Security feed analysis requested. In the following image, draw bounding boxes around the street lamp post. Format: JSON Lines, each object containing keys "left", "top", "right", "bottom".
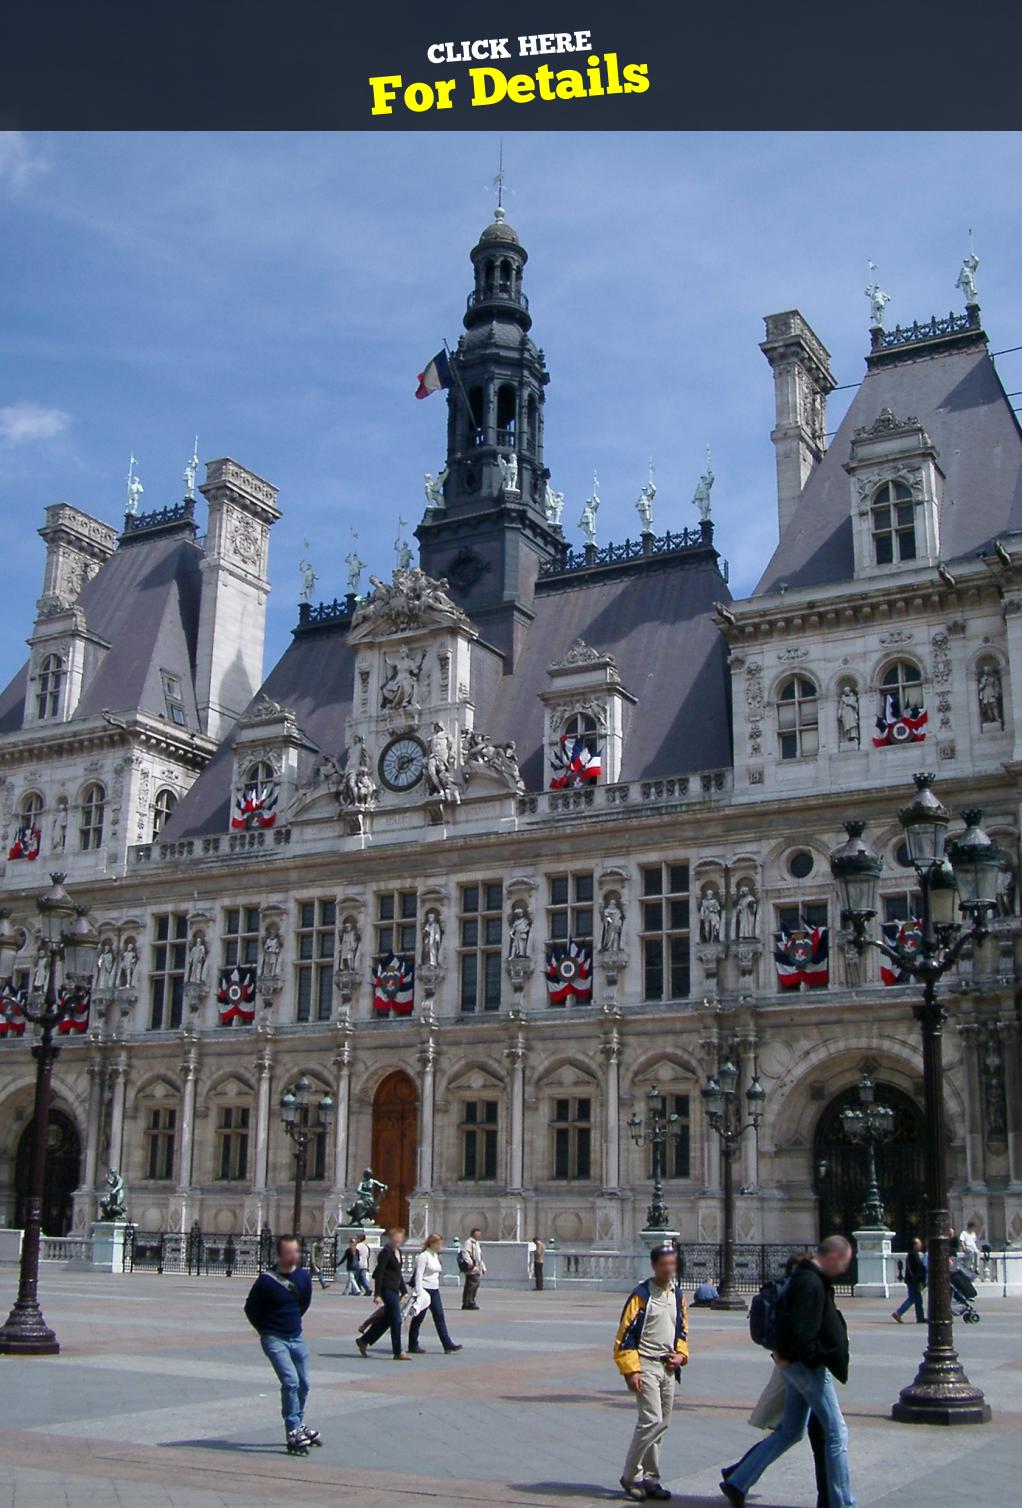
{"left": 830, "top": 775, "right": 997, "bottom": 1425}
{"left": 0, "top": 875, "right": 98, "bottom": 1355}
{"left": 840, "top": 1074, "right": 896, "bottom": 1228}
{"left": 627, "top": 1083, "right": 684, "bottom": 1234}
{"left": 279, "top": 1074, "right": 334, "bottom": 1238}
{"left": 701, "top": 1053, "right": 765, "bottom": 1310}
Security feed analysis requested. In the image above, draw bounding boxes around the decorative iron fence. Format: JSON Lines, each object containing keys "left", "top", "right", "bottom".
{"left": 124, "top": 1226, "right": 279, "bottom": 1276}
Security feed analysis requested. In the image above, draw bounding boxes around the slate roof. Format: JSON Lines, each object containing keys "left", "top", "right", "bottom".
{"left": 756, "top": 337, "right": 1022, "bottom": 595}
{"left": 0, "top": 527, "right": 203, "bottom": 735}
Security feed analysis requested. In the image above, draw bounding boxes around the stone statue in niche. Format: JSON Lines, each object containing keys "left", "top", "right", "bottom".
{"left": 837, "top": 685, "right": 861, "bottom": 746}
{"left": 380, "top": 645, "right": 425, "bottom": 711}
{"left": 425, "top": 722, "right": 460, "bottom": 804}
{"left": 338, "top": 916, "right": 361, "bottom": 971}
{"left": 117, "top": 938, "right": 139, "bottom": 990}
{"left": 698, "top": 886, "right": 722, "bottom": 943}
{"left": 93, "top": 938, "right": 117, "bottom": 992}
{"left": 978, "top": 663, "right": 1004, "bottom": 728}
{"left": 507, "top": 904, "right": 532, "bottom": 959}
{"left": 600, "top": 894, "right": 625, "bottom": 952}
{"left": 52, "top": 797, "right": 68, "bottom": 852}
{"left": 734, "top": 881, "right": 759, "bottom": 941}
{"left": 186, "top": 930, "right": 208, "bottom": 985}
{"left": 338, "top": 735, "right": 378, "bottom": 812}
{"left": 996, "top": 857, "right": 1016, "bottom": 918}
{"left": 420, "top": 909, "right": 443, "bottom": 968}
{"left": 261, "top": 925, "right": 282, "bottom": 978}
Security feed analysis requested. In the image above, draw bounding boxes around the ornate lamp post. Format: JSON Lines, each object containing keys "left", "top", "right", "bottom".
{"left": 0, "top": 875, "right": 98, "bottom": 1355}
{"left": 627, "top": 1083, "right": 684, "bottom": 1234}
{"left": 701, "top": 1053, "right": 765, "bottom": 1310}
{"left": 840, "top": 1074, "right": 896, "bottom": 1228}
{"left": 279, "top": 1074, "right": 334, "bottom": 1238}
{"left": 831, "top": 775, "right": 998, "bottom": 1425}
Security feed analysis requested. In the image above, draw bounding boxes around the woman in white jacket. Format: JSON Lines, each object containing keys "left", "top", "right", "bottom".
{"left": 408, "top": 1234, "right": 463, "bottom": 1355}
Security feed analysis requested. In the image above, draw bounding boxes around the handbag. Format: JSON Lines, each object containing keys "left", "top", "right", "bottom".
{"left": 457, "top": 1251, "right": 473, "bottom": 1273}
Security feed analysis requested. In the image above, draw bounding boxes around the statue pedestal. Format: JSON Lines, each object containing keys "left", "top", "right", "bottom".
{"left": 638, "top": 1228, "right": 679, "bottom": 1276}
{"left": 334, "top": 1223, "right": 384, "bottom": 1264}
{"left": 91, "top": 1220, "right": 132, "bottom": 1273}
{"left": 852, "top": 1226, "right": 895, "bottom": 1297}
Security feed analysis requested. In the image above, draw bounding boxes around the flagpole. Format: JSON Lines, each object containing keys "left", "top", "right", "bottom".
{"left": 443, "top": 338, "right": 480, "bottom": 440}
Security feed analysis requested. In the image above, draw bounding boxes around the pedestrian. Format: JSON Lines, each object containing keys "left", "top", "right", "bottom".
{"left": 356, "top": 1226, "right": 411, "bottom": 1361}
{"left": 353, "top": 1232, "right": 373, "bottom": 1295}
{"left": 959, "top": 1221, "right": 981, "bottom": 1276}
{"left": 460, "top": 1226, "right": 486, "bottom": 1310}
{"left": 408, "top": 1233, "right": 463, "bottom": 1354}
{"left": 725, "top": 1252, "right": 830, "bottom": 1508}
{"left": 720, "top": 1234, "right": 856, "bottom": 1508}
{"left": 892, "top": 1237, "right": 926, "bottom": 1324}
{"left": 243, "top": 1232, "right": 320, "bottom": 1456}
{"left": 532, "top": 1235, "right": 546, "bottom": 1292}
{"left": 614, "top": 1241, "right": 689, "bottom": 1502}
{"left": 340, "top": 1237, "right": 360, "bottom": 1295}
{"left": 692, "top": 1276, "right": 720, "bottom": 1306}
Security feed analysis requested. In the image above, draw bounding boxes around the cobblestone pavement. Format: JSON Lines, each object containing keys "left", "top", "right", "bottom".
{"left": 0, "top": 1270, "right": 1019, "bottom": 1507}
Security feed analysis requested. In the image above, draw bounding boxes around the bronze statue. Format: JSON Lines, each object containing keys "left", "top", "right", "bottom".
{"left": 346, "top": 1168, "right": 387, "bottom": 1225}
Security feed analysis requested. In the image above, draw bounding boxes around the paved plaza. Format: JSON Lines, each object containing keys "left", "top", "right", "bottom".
{"left": 0, "top": 1269, "right": 1019, "bottom": 1507}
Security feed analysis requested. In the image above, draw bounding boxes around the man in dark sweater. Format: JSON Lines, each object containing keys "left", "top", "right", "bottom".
{"left": 356, "top": 1227, "right": 410, "bottom": 1361}
{"left": 244, "top": 1234, "right": 318, "bottom": 1454}
{"left": 721, "top": 1235, "right": 855, "bottom": 1508}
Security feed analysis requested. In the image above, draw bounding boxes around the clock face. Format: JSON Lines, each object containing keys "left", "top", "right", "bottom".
{"left": 379, "top": 735, "right": 426, "bottom": 792}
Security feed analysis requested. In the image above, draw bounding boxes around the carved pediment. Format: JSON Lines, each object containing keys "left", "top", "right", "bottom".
{"left": 349, "top": 567, "right": 472, "bottom": 642}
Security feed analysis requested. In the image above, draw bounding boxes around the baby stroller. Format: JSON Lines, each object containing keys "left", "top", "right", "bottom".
{"left": 950, "top": 1264, "right": 980, "bottom": 1323}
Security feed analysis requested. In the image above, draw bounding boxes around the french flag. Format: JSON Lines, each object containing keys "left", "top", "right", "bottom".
{"left": 415, "top": 349, "right": 452, "bottom": 400}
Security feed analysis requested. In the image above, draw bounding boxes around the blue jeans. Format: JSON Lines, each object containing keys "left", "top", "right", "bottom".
{"left": 409, "top": 1288, "right": 455, "bottom": 1351}
{"left": 728, "top": 1363, "right": 855, "bottom": 1508}
{"left": 260, "top": 1333, "right": 310, "bottom": 1432}
{"left": 363, "top": 1287, "right": 405, "bottom": 1356}
{"left": 895, "top": 1281, "right": 925, "bottom": 1322}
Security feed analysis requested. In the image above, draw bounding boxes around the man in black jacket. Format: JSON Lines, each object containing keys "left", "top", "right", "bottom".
{"left": 356, "top": 1227, "right": 410, "bottom": 1360}
{"left": 721, "top": 1235, "right": 855, "bottom": 1508}
{"left": 244, "top": 1233, "right": 318, "bottom": 1454}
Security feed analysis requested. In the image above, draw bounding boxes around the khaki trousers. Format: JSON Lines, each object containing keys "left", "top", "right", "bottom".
{"left": 622, "top": 1362, "right": 676, "bottom": 1485}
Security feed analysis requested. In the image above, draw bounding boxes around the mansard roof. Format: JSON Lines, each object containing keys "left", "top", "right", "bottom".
{"left": 756, "top": 332, "right": 1022, "bottom": 595}
{"left": 0, "top": 528, "right": 202, "bottom": 734}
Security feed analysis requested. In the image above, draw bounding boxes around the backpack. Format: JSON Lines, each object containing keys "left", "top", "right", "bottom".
{"left": 749, "top": 1275, "right": 789, "bottom": 1350}
{"left": 457, "top": 1251, "right": 473, "bottom": 1273}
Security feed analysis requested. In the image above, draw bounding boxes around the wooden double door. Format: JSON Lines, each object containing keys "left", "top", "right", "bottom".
{"left": 370, "top": 1070, "right": 418, "bottom": 1230}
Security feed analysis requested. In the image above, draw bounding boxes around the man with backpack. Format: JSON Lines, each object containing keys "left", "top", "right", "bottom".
{"left": 613, "top": 1242, "right": 689, "bottom": 1501}
{"left": 721, "top": 1235, "right": 855, "bottom": 1508}
{"left": 244, "top": 1233, "right": 320, "bottom": 1456}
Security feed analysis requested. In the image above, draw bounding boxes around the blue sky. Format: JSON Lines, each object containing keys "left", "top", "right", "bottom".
{"left": 2, "top": 130, "right": 1021, "bottom": 680}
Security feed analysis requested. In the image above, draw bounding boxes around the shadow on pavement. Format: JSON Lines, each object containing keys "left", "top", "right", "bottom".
{"left": 162, "top": 1438, "right": 286, "bottom": 1454}
{"left": 511, "top": 1489, "right": 729, "bottom": 1506}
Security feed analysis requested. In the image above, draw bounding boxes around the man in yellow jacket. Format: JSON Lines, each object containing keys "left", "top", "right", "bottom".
{"left": 613, "top": 1243, "right": 689, "bottom": 1501}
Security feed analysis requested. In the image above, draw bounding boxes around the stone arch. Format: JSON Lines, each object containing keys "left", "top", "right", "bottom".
{"left": 130, "top": 1071, "right": 181, "bottom": 1108}
{"left": 203, "top": 1066, "right": 256, "bottom": 1100}
{"left": 532, "top": 1055, "right": 600, "bottom": 1093}
{"left": 354, "top": 1054, "right": 420, "bottom": 1107}
{"left": 441, "top": 1057, "right": 507, "bottom": 1100}
{"left": 626, "top": 1047, "right": 704, "bottom": 1090}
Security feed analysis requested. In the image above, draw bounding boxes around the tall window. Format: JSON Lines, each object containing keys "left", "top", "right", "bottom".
{"left": 880, "top": 660, "right": 924, "bottom": 715}
{"left": 222, "top": 906, "right": 261, "bottom": 967}
{"left": 460, "top": 1100, "right": 498, "bottom": 1181}
{"left": 36, "top": 654, "right": 63, "bottom": 720}
{"left": 151, "top": 788, "right": 177, "bottom": 840}
{"left": 547, "top": 872, "right": 594, "bottom": 946}
{"left": 776, "top": 902, "right": 829, "bottom": 990}
{"left": 79, "top": 783, "right": 106, "bottom": 850}
{"left": 19, "top": 791, "right": 44, "bottom": 829}
{"left": 552, "top": 1096, "right": 592, "bottom": 1181}
{"left": 777, "top": 676, "right": 819, "bottom": 760}
{"left": 161, "top": 670, "right": 187, "bottom": 727}
{"left": 296, "top": 898, "right": 335, "bottom": 1023}
{"left": 562, "top": 712, "right": 600, "bottom": 757}
{"left": 216, "top": 1105, "right": 250, "bottom": 1180}
{"left": 375, "top": 889, "right": 417, "bottom": 955}
{"left": 149, "top": 913, "right": 188, "bottom": 1030}
{"left": 872, "top": 481, "right": 916, "bottom": 564}
{"left": 496, "top": 383, "right": 517, "bottom": 446}
{"left": 459, "top": 882, "right": 503, "bottom": 1013}
{"left": 144, "top": 1106, "right": 176, "bottom": 1180}
{"left": 308, "top": 1120, "right": 328, "bottom": 1181}
{"left": 640, "top": 863, "right": 691, "bottom": 1002}
{"left": 659, "top": 1092, "right": 692, "bottom": 1180}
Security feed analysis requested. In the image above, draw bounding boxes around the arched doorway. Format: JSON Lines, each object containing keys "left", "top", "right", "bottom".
{"left": 371, "top": 1071, "right": 418, "bottom": 1230}
{"left": 15, "top": 1109, "right": 81, "bottom": 1236}
{"left": 814, "top": 1082, "right": 924, "bottom": 1250}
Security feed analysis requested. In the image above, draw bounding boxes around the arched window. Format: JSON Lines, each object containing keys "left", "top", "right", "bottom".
{"left": 20, "top": 792, "right": 44, "bottom": 828}
{"left": 872, "top": 481, "right": 916, "bottom": 565}
{"left": 777, "top": 675, "right": 818, "bottom": 760}
{"left": 563, "top": 712, "right": 601, "bottom": 758}
{"left": 880, "top": 660, "right": 923, "bottom": 716}
{"left": 496, "top": 384, "right": 517, "bottom": 446}
{"left": 498, "top": 257, "right": 512, "bottom": 294}
{"left": 151, "top": 788, "right": 177, "bottom": 840}
{"left": 79, "top": 783, "right": 106, "bottom": 851}
{"left": 243, "top": 761, "right": 274, "bottom": 797}
{"left": 36, "top": 654, "right": 63, "bottom": 720}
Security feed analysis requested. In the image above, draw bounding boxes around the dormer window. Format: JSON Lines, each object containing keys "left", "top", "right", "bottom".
{"left": 777, "top": 675, "right": 818, "bottom": 760}
{"left": 871, "top": 481, "right": 916, "bottom": 565}
{"left": 36, "top": 654, "right": 63, "bottom": 720}
{"left": 161, "top": 670, "right": 187, "bottom": 727}
{"left": 152, "top": 788, "right": 178, "bottom": 840}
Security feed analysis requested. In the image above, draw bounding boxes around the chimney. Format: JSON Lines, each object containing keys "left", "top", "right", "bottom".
{"left": 760, "top": 311, "right": 836, "bottom": 537}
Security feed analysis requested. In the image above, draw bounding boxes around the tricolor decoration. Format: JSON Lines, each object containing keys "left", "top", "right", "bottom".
{"left": 7, "top": 825, "right": 41, "bottom": 861}
{"left": 372, "top": 954, "right": 415, "bottom": 1016}
{"left": 880, "top": 918, "right": 922, "bottom": 986}
{"left": 57, "top": 985, "right": 90, "bottom": 1035}
{"left": 549, "top": 735, "right": 603, "bottom": 790}
{"left": 872, "top": 693, "right": 927, "bottom": 748}
{"left": 415, "top": 349, "right": 452, "bottom": 400}
{"left": 217, "top": 965, "right": 257, "bottom": 1024}
{"left": 231, "top": 782, "right": 278, "bottom": 831}
{"left": 774, "top": 925, "right": 829, "bottom": 990}
{"left": 0, "top": 987, "right": 26, "bottom": 1038}
{"left": 545, "top": 939, "right": 593, "bottom": 1003}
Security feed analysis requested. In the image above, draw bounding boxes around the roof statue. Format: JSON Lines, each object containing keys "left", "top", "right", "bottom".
{"left": 394, "top": 516, "right": 413, "bottom": 571}
{"left": 955, "top": 248, "right": 980, "bottom": 307}
{"left": 424, "top": 464, "right": 448, "bottom": 511}
{"left": 298, "top": 539, "right": 318, "bottom": 605}
{"left": 865, "top": 261, "right": 891, "bottom": 329}
{"left": 544, "top": 480, "right": 565, "bottom": 525}
{"left": 125, "top": 453, "right": 144, "bottom": 516}
{"left": 349, "top": 564, "right": 471, "bottom": 640}
{"left": 183, "top": 436, "right": 199, "bottom": 500}
{"left": 635, "top": 458, "right": 656, "bottom": 532}
{"left": 497, "top": 450, "right": 519, "bottom": 495}
{"left": 345, "top": 531, "right": 366, "bottom": 596}
{"left": 579, "top": 473, "right": 600, "bottom": 546}
{"left": 692, "top": 447, "right": 714, "bottom": 522}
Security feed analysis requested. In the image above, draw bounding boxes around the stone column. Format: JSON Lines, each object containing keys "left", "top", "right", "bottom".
{"left": 738, "top": 1033, "right": 760, "bottom": 1191}
{"left": 999, "top": 1019, "right": 1022, "bottom": 1188}
{"left": 243, "top": 1036, "right": 274, "bottom": 1235}
{"left": 506, "top": 1030, "right": 528, "bottom": 1193}
{"left": 600, "top": 1026, "right": 622, "bottom": 1192}
{"left": 699, "top": 1035, "right": 721, "bottom": 1191}
{"left": 176, "top": 1040, "right": 200, "bottom": 1193}
{"left": 407, "top": 1020, "right": 439, "bottom": 1244}
{"left": 332, "top": 1032, "right": 353, "bottom": 1196}
{"left": 73, "top": 1050, "right": 106, "bottom": 1231}
{"left": 106, "top": 1050, "right": 128, "bottom": 1176}
{"left": 957, "top": 1019, "right": 987, "bottom": 1191}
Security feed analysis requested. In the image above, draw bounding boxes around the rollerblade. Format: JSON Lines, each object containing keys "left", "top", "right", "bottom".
{"left": 286, "top": 1427, "right": 310, "bottom": 1456}
{"left": 298, "top": 1424, "right": 322, "bottom": 1446}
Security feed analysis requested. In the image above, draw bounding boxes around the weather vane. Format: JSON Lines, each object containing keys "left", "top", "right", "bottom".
{"left": 183, "top": 435, "right": 199, "bottom": 499}
{"left": 125, "top": 453, "right": 144, "bottom": 516}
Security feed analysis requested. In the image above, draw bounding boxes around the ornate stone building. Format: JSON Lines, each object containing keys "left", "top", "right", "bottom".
{"left": 1, "top": 215, "right": 1020, "bottom": 1253}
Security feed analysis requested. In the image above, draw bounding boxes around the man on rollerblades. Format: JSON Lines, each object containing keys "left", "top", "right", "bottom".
{"left": 244, "top": 1233, "right": 321, "bottom": 1455}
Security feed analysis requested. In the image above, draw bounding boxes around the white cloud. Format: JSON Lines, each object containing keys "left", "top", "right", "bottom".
{"left": 0, "top": 401, "right": 71, "bottom": 445}
{"left": 0, "top": 132, "right": 47, "bottom": 190}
